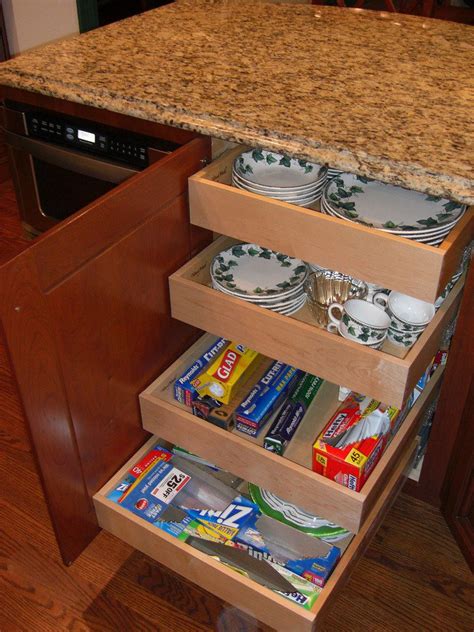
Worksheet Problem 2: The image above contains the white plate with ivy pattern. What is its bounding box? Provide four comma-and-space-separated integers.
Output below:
323, 174, 466, 234
232, 174, 325, 198
232, 167, 325, 194
232, 179, 322, 205
233, 149, 327, 189
211, 244, 308, 299
211, 280, 305, 306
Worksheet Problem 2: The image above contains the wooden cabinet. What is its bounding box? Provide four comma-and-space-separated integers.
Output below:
0, 90, 212, 561
0, 89, 471, 629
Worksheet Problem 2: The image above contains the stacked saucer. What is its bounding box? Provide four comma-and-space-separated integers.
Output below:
321, 173, 466, 246
232, 149, 327, 206
211, 243, 308, 315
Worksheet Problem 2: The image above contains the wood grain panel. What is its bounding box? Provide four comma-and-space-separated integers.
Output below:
32, 137, 210, 290
0, 139, 211, 563
48, 194, 201, 496
0, 253, 97, 563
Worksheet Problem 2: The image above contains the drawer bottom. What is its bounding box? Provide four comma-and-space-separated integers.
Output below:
93, 437, 416, 631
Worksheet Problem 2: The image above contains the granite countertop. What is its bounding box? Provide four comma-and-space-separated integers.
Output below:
0, 0, 472, 203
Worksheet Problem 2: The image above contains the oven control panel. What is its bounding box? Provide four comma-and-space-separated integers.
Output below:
26, 111, 150, 168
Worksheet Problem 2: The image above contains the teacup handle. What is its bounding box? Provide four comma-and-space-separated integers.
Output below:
327, 322, 339, 334
373, 292, 389, 309
328, 302, 344, 326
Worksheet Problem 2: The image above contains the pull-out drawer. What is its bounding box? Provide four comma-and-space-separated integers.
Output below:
169, 236, 462, 407
140, 333, 444, 533
94, 435, 416, 632
189, 147, 473, 303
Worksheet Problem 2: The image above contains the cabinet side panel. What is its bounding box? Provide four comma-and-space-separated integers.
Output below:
47, 194, 199, 497
0, 138, 211, 563
0, 254, 97, 563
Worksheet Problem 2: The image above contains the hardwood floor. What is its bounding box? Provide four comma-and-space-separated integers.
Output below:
0, 179, 472, 632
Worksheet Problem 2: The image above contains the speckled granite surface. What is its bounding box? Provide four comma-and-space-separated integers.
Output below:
0, 0, 472, 202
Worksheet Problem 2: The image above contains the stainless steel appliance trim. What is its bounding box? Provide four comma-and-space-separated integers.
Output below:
4, 130, 139, 184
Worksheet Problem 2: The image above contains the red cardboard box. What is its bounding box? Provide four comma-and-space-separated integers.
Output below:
312, 393, 399, 491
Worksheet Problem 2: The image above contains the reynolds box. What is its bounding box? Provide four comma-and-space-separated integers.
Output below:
174, 337, 228, 406
312, 393, 400, 491
234, 361, 301, 437
192, 356, 274, 429
264, 373, 324, 455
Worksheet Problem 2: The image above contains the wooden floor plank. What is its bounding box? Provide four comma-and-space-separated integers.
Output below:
0, 181, 472, 632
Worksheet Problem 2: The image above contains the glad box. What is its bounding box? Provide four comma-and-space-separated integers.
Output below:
192, 342, 260, 404
312, 393, 400, 492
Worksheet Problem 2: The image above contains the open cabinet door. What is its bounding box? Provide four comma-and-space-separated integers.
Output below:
440, 264, 474, 571
0, 136, 211, 564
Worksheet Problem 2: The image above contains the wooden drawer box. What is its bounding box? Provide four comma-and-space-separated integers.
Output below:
139, 333, 444, 533
94, 435, 416, 632
168, 236, 462, 407
189, 147, 473, 303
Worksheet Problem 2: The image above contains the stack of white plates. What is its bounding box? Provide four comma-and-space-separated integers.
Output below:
327, 167, 343, 179
211, 243, 308, 315
321, 173, 466, 246
232, 149, 327, 207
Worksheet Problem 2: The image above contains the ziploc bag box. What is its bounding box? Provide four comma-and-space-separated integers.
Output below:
187, 496, 340, 587
174, 336, 228, 406
234, 361, 301, 437
312, 393, 399, 492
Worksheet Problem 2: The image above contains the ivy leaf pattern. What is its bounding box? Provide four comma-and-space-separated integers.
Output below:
266, 153, 277, 165
348, 326, 357, 336
337, 202, 357, 211
294, 265, 308, 275
417, 217, 438, 227
337, 187, 352, 199
231, 245, 246, 257
436, 212, 453, 223
279, 156, 292, 168
252, 149, 265, 162
443, 201, 462, 213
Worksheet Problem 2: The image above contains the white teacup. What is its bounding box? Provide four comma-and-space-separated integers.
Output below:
373, 291, 435, 330
327, 298, 391, 347
327, 321, 387, 349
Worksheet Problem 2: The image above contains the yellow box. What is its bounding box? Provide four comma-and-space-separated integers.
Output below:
191, 342, 259, 404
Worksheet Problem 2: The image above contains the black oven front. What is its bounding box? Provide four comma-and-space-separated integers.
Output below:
3, 102, 176, 236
